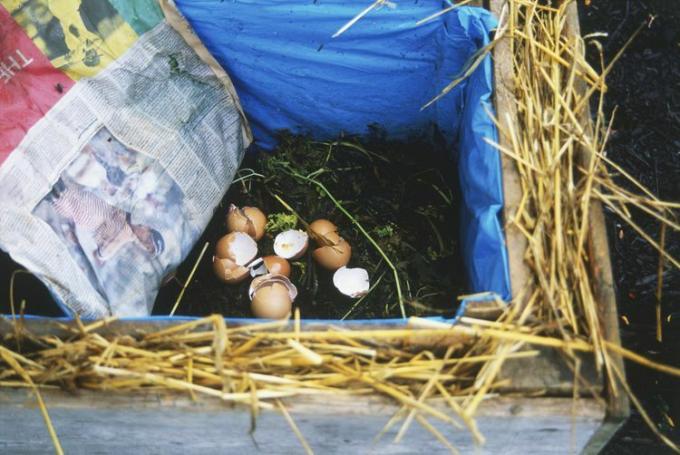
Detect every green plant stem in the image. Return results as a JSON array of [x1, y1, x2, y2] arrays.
[[289, 171, 407, 319]]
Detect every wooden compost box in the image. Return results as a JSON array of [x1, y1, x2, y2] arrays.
[[0, 1, 628, 453]]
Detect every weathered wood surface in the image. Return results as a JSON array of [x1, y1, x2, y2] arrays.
[[562, 1, 629, 420], [486, 0, 628, 420], [489, 0, 533, 304], [498, 347, 602, 395], [0, 392, 603, 454]]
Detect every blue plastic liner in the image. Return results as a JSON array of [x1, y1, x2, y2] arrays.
[[175, 0, 511, 302]]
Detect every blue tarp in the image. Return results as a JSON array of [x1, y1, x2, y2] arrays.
[[175, 0, 511, 301]]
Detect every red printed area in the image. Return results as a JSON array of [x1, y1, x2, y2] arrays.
[[0, 5, 74, 165]]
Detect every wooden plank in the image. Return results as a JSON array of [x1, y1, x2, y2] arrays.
[[582, 419, 627, 455], [0, 317, 473, 351], [484, 0, 628, 421], [498, 346, 602, 396], [489, 0, 533, 304], [562, 1, 629, 420], [0, 390, 604, 454]]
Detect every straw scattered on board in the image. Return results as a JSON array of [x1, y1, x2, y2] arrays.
[[2, 0, 680, 453]]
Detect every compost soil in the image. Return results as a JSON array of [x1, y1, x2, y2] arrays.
[[153, 131, 467, 320], [579, 0, 680, 451], [0, 131, 468, 321]]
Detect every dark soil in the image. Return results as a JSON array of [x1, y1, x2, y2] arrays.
[[579, 0, 680, 451], [153, 131, 467, 320]]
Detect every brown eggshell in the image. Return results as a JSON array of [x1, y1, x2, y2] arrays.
[[213, 256, 250, 284], [319, 230, 341, 245], [215, 232, 258, 266], [242, 206, 267, 240], [251, 282, 292, 319], [226, 205, 267, 240], [312, 238, 352, 271], [309, 219, 337, 237], [263, 256, 291, 277], [215, 234, 232, 259], [226, 204, 249, 233]]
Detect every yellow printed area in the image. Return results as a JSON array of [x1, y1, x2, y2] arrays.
[[2, 0, 139, 80]]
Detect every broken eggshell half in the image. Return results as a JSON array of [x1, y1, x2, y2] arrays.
[[226, 204, 267, 240], [213, 232, 259, 284], [273, 229, 309, 260], [249, 274, 298, 319], [333, 266, 370, 298]]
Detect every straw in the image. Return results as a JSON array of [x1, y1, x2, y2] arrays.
[[276, 399, 314, 455], [170, 242, 210, 316]]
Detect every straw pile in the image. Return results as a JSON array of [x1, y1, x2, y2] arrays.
[[2, 0, 680, 453]]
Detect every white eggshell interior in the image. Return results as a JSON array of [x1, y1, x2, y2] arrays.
[[229, 232, 258, 265], [333, 266, 370, 298], [273, 230, 308, 259]]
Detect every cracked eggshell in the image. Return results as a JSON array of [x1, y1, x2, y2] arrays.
[[313, 238, 352, 271], [213, 256, 250, 284], [226, 204, 267, 240], [215, 232, 258, 266], [309, 219, 338, 244], [333, 266, 370, 298], [249, 274, 298, 319], [273, 229, 309, 259]]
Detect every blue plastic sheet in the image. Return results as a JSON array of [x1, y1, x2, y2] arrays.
[[175, 0, 511, 301]]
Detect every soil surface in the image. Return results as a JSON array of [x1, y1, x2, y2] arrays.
[[579, 0, 680, 451], [153, 132, 467, 320]]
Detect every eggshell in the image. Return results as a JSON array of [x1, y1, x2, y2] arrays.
[[213, 256, 250, 284], [249, 274, 298, 319], [215, 232, 258, 265], [251, 282, 293, 319], [226, 204, 267, 240], [263, 256, 291, 277], [312, 238, 352, 270], [333, 266, 370, 298], [309, 218, 338, 239], [248, 274, 298, 301], [273, 230, 309, 259]]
